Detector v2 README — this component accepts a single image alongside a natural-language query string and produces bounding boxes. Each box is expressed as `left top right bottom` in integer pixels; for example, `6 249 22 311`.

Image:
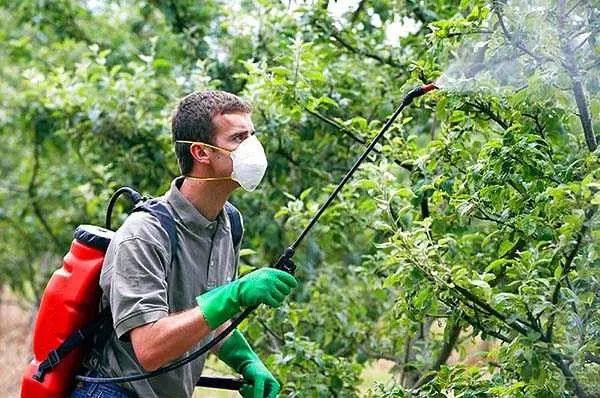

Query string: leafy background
0 0 599 397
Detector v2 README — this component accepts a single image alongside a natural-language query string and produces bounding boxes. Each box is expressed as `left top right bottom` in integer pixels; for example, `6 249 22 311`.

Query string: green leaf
239 248 256 257
485 258 512 272
554 265 563 279
316 96 338 108
383 273 401 288
393 187 416 199
498 238 518 257
299 187 313 201
470 279 491 290
282 192 297 201
482 230 502 247
270 66 289 76
357 179 378 190
239 264 255 276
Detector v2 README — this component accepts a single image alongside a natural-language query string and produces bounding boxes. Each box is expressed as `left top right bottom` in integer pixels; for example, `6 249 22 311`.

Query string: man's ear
189 143 211 165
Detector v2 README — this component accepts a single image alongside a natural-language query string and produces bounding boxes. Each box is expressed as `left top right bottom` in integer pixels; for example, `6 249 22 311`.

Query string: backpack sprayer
23 83 438 395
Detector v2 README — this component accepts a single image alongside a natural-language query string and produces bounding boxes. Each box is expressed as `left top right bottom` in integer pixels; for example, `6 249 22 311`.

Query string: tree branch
463 100 510 130
454 284 534 337
545 207 594 341
315 20 403 69
304 106 414 172
360 346 403 364
412 316 462 389
304 107 368 145
401 238 536 340
585 353 600 364
557 0 597 151
439 297 512 344
256 318 285 346
400 334 412 386
350 0 367 23
330 30 401 68
550 353 590 398
492 2 553 64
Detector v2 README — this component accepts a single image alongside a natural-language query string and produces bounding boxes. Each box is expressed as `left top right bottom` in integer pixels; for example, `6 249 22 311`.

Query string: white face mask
177 135 268 191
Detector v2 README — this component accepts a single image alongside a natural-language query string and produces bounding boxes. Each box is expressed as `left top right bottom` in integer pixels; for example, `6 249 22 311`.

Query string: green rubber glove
218 329 280 398
196 268 297 330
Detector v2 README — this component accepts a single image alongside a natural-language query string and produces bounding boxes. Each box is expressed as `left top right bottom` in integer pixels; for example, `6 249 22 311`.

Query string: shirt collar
165 176 225 233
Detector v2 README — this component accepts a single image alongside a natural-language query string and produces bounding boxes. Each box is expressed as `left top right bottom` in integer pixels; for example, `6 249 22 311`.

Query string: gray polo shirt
84 177 243 398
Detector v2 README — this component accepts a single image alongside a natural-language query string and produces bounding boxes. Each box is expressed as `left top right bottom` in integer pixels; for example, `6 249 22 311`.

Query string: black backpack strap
33 308 112 382
224 202 243 249
133 199 178 266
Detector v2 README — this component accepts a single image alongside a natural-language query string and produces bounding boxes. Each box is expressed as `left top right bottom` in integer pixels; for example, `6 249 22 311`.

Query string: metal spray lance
274 83 439 274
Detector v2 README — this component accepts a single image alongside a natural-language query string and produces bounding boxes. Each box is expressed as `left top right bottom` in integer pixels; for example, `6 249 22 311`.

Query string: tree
1 0 598 396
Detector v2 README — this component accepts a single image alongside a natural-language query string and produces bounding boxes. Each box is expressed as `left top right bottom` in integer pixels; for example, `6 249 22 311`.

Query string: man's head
172 90 253 178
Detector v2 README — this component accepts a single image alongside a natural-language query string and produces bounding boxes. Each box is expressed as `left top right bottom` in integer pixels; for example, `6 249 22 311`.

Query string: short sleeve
105 236 170 340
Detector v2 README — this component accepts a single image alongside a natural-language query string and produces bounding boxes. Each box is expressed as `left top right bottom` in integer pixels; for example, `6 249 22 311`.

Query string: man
74 90 296 398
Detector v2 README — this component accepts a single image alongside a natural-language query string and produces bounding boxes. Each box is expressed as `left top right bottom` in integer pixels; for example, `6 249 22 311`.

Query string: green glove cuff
196 267 298 330
195 282 241 330
216 329 259 374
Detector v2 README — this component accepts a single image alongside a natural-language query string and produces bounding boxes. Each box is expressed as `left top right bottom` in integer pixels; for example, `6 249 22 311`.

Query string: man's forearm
130 266 297 371
130 307 213 371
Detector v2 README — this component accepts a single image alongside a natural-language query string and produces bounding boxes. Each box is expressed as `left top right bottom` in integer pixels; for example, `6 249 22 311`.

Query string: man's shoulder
111 210 172 252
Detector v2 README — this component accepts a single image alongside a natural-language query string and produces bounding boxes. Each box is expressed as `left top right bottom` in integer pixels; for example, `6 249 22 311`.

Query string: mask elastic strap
176 140 232 154
184 175 234 182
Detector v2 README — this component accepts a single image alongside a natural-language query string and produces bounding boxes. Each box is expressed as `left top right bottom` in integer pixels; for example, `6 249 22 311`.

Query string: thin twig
493 3 553 64
28 126 62 250
304 107 414 172
549 353 590 398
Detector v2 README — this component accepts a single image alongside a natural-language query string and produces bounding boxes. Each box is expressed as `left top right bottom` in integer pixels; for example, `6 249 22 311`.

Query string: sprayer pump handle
274 247 296 275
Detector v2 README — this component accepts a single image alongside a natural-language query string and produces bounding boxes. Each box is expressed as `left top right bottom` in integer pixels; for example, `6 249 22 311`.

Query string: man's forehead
213 112 253 131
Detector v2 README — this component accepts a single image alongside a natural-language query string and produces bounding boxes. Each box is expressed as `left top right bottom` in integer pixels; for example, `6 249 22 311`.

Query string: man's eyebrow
228 129 255 136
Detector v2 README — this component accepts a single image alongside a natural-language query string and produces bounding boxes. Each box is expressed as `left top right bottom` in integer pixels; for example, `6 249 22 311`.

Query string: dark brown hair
172 90 252 174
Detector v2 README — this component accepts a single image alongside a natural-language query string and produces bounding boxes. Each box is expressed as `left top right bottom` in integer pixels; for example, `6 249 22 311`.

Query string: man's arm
130 315 232 372
128 266 296 372
129 307 212 372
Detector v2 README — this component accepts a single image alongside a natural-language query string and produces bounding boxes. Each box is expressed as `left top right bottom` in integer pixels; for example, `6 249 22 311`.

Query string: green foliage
1 0 599 396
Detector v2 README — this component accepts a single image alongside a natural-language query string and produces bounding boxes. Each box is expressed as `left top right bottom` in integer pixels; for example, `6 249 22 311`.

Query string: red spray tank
21 225 113 398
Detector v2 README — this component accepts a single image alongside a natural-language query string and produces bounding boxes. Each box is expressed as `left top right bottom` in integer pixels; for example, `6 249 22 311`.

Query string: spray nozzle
404 83 439 104
422 83 438 92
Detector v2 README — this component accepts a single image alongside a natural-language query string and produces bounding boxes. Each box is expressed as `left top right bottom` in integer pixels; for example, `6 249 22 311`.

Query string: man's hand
237 268 297 308
239 360 280 398
196 268 297 330
217 329 280 398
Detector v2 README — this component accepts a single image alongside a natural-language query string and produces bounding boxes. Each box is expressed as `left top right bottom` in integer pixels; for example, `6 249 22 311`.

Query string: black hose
75 307 253 384
105 187 144 230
